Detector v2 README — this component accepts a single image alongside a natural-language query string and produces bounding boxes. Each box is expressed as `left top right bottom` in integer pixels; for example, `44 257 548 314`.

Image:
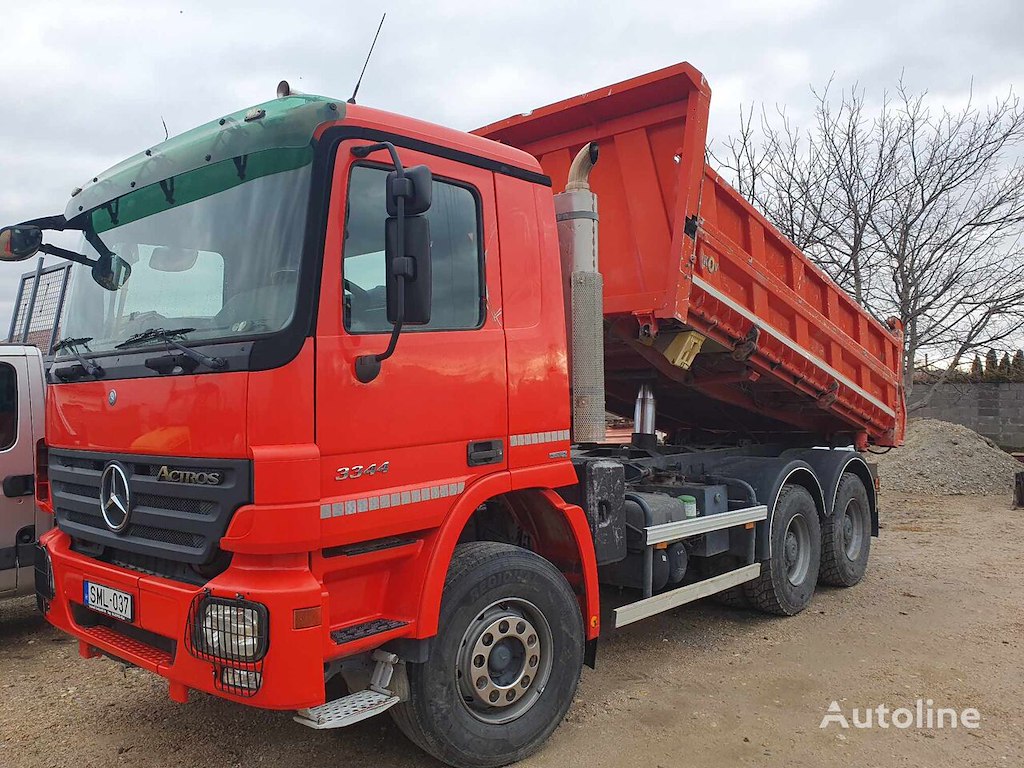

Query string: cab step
330 618 408 645
294 650 401 730
294 689 400 730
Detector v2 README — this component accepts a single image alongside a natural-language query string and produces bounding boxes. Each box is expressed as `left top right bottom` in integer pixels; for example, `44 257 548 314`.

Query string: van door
0 354 35 594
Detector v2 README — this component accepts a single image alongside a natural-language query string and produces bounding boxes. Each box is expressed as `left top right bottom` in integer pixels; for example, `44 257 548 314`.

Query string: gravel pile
874 418 1021 495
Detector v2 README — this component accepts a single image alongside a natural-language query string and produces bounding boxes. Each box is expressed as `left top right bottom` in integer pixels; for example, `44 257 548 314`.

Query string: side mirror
385 215 432 325
0 225 43 261
386 165 433 216
91 253 132 291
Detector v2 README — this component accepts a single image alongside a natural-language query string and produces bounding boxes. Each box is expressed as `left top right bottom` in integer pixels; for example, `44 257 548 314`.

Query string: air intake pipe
555 143 604 443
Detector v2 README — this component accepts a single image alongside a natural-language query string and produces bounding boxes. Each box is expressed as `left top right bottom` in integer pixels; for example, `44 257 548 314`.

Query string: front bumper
39 528 327 710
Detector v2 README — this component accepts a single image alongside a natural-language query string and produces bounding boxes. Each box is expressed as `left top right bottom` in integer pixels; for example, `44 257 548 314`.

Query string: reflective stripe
321 479 467 519
509 429 571 447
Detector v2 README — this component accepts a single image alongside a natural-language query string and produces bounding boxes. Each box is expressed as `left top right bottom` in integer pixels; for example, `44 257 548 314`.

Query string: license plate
84 581 134 622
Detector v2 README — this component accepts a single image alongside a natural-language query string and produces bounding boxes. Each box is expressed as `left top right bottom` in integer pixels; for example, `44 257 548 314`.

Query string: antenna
348 13 386 105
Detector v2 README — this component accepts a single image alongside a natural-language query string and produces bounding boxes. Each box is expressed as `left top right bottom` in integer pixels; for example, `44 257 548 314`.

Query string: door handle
467 440 504 467
3 474 33 498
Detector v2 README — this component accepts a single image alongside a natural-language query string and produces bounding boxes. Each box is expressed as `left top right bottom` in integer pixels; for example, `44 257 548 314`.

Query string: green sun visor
86 145 313 234
66 94 344 224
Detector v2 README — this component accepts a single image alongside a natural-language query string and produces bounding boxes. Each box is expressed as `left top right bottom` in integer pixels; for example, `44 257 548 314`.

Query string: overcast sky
1 0 1021 331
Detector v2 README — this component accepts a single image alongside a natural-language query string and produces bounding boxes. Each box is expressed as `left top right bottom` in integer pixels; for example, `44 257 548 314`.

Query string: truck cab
12 93 580 712
0 344 46 599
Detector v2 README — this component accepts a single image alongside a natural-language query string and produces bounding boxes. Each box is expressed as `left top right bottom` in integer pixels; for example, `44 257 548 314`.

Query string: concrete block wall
913 382 1024 451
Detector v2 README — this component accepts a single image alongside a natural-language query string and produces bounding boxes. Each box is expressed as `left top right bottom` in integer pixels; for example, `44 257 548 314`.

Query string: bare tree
713 80 1024 409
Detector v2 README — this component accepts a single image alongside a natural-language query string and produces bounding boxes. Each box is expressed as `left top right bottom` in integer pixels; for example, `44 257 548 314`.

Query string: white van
0 344 47 599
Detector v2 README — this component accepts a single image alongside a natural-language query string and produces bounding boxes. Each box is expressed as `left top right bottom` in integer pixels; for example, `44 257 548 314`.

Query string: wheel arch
782 448 878 535
839 457 878 536
699 454 825 561
767 467 826 557
415 479 600 643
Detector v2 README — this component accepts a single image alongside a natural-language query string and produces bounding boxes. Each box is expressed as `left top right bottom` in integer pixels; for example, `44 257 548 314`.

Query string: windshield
58 147 312 357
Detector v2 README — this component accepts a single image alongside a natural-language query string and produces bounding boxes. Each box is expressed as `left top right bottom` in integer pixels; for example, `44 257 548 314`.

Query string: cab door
0 354 36 594
315 140 507 543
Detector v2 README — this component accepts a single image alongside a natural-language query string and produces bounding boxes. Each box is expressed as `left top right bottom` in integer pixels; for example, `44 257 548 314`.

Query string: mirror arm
355 298 405 384
20 214 69 232
351 141 405 175
353 140 411 385
38 243 97 268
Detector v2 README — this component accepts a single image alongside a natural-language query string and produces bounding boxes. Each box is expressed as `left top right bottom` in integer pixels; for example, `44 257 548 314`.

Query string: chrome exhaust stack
632 383 657 449
555 142 605 443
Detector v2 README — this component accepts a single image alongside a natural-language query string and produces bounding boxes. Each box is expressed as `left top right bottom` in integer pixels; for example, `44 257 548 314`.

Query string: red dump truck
0 62 903 767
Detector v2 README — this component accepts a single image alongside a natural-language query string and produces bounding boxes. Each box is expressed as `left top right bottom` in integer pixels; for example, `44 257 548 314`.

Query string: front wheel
391 542 584 768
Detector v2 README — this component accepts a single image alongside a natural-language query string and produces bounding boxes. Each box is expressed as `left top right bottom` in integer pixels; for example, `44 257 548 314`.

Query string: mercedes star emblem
99 462 132 533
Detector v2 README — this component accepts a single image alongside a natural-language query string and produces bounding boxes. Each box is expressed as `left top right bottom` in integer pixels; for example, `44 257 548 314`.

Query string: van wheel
819 474 871 586
391 542 584 768
745 485 821 615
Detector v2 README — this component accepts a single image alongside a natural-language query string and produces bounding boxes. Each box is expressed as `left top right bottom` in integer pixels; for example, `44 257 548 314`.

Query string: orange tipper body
31 62 904 759
476 63 904 448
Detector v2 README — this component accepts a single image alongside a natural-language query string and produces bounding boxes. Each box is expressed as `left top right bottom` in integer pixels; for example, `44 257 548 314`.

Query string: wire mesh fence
6 259 71 353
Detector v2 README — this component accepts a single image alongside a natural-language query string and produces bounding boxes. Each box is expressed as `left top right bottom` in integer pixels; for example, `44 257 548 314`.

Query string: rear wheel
819 474 871 586
746 485 821 615
391 542 584 768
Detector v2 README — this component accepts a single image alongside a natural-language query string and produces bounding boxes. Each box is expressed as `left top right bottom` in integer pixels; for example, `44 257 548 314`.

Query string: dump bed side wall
691 168 904 445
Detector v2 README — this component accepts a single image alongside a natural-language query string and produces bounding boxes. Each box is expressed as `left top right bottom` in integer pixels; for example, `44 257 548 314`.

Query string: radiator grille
52 448 252 579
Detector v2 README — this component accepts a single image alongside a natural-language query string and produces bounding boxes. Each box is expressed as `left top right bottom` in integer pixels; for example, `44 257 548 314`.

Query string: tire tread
390 541 583 768
819 473 870 587
745 484 821 616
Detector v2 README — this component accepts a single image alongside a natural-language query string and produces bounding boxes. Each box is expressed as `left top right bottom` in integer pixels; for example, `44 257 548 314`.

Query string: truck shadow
0 594 50 642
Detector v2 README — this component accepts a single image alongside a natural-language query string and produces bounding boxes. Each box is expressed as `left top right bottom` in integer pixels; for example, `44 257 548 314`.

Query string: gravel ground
2 493 1022 768
874 418 1022 495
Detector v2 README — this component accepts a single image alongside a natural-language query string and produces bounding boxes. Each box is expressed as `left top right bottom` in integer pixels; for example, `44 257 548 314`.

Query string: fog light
194 597 268 663
221 667 262 691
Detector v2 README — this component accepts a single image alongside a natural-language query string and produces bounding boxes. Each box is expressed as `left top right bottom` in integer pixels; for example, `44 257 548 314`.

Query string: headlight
193 597 268 663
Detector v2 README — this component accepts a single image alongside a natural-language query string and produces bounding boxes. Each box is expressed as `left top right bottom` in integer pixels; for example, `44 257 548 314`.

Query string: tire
745 485 821 616
819 474 871 587
713 585 750 609
391 542 584 768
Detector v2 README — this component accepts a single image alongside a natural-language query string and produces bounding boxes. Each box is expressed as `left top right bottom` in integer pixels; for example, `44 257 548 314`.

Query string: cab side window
0 363 17 452
343 164 483 332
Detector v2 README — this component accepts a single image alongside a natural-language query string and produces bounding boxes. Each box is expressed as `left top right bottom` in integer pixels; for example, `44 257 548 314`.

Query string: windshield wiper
116 326 195 348
52 336 104 378
115 327 226 370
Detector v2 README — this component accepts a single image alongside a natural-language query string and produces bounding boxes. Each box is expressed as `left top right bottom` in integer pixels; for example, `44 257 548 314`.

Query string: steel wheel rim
783 513 812 586
456 597 553 724
842 498 865 560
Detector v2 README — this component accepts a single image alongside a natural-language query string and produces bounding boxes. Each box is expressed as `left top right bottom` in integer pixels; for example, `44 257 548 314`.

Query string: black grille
59 455 103 471
51 448 252 578
55 481 100 500
134 493 217 516
65 510 205 549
